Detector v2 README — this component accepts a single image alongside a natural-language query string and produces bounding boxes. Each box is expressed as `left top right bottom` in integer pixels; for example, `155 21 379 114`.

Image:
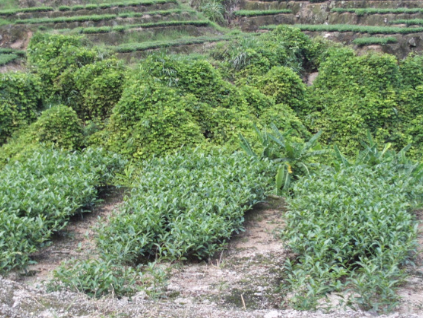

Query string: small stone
409 38 417 47
264 310 280 318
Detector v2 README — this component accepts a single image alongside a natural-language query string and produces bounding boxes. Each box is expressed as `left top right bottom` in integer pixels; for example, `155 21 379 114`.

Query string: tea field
1 0 423 316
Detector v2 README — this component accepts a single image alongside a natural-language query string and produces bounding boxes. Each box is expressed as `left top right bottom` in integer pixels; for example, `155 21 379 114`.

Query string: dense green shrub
308 48 403 153
254 66 307 114
28 105 84 149
97 55 255 158
0 147 126 271
239 85 275 117
27 33 101 101
400 54 423 89
0 71 43 145
0 105 84 167
96 151 275 263
258 103 311 139
73 58 126 120
103 82 205 159
283 156 420 311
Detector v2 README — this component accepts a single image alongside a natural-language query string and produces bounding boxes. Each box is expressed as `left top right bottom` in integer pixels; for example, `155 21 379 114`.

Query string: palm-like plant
240 124 326 194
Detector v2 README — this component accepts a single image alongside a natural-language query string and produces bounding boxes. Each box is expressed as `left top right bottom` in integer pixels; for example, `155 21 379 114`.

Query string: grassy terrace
0 0 177 16
0 54 19 66
261 24 423 34
233 9 292 17
0 49 25 66
352 36 397 45
391 19 423 25
332 8 423 15
14 9 196 24
113 34 234 52
63 20 211 34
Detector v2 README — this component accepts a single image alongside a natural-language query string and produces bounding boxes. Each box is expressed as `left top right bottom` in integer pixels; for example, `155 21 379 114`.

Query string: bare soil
0 192 422 318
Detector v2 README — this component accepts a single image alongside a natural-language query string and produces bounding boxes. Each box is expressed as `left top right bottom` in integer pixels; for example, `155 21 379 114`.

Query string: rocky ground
1 193 423 318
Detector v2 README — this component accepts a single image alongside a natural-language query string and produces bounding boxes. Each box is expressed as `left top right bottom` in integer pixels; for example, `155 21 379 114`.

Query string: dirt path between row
1 192 422 318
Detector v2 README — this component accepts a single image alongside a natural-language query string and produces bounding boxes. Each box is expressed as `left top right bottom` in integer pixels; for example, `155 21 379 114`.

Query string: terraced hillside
0 0 230 64
2 0 423 65
232 0 423 57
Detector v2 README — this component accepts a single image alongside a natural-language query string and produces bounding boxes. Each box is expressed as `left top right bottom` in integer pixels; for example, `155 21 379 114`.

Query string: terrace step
1 2 179 20
15 11 199 29
232 13 296 31
82 25 217 45
328 11 423 26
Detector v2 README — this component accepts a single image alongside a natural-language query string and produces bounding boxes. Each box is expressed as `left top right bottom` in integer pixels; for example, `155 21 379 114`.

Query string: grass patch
391 19 423 26
0 0 177 16
0 48 26 56
70 20 211 34
114 34 233 52
332 7 423 15
261 24 423 34
15 9 195 24
353 36 398 46
0 54 19 66
0 6 53 16
233 9 292 17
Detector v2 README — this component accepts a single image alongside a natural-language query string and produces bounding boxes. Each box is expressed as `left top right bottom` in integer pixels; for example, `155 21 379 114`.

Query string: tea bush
48 259 141 298
254 66 308 115
0 105 84 167
96 151 275 263
28 105 84 149
0 147 126 271
308 48 404 153
0 71 43 145
27 33 101 102
102 82 205 159
283 153 421 311
73 58 126 120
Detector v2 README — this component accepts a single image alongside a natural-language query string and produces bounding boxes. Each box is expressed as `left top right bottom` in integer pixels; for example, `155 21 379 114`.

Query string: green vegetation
0 0 177 15
0 6 53 15
261 24 423 34
332 7 423 15
0 147 125 272
15 9 194 25
0 54 19 66
283 139 421 312
96 151 275 262
233 9 292 16
113 34 232 52
353 36 398 46
391 19 423 26
72 20 211 34
2 24 423 312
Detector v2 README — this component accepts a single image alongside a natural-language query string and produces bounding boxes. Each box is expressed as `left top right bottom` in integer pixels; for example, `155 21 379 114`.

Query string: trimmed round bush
254 66 307 114
0 72 43 145
104 82 205 159
29 105 84 150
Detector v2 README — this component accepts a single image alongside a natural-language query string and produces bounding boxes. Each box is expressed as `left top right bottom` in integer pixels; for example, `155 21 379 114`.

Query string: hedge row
15 9 194 24
114 34 233 52
353 36 397 46
0 0 177 16
332 7 423 15
73 20 211 34
0 147 125 272
261 24 423 34
233 9 292 17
